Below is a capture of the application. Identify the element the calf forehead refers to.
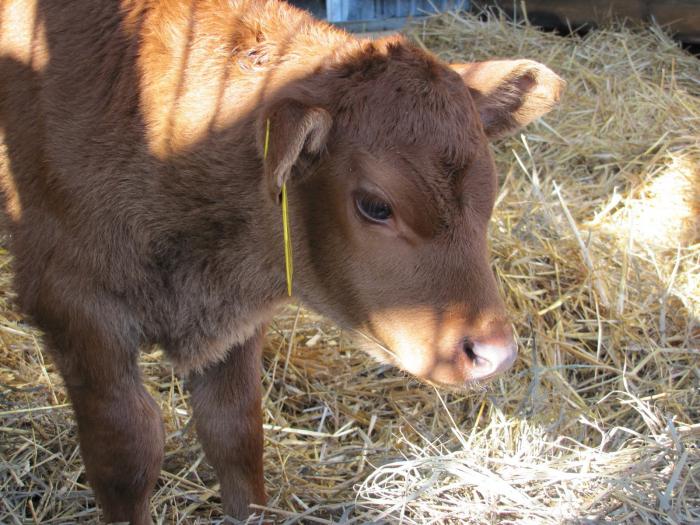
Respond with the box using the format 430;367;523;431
328;39;484;168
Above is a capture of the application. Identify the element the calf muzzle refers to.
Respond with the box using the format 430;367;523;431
464;334;518;380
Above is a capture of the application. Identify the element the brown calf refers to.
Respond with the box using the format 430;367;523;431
0;0;563;522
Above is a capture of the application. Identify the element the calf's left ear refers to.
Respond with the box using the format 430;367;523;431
259;99;332;203
451;60;565;139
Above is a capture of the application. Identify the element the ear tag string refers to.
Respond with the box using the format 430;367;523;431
264;118;293;296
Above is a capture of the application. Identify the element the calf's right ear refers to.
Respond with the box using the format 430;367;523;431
451;60;565;139
258;99;332;203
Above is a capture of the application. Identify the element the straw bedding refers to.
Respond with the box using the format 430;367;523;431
1;10;698;525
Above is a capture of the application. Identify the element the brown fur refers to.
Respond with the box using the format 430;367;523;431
0;0;563;521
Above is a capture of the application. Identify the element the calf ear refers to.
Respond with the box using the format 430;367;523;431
451;60;565;139
259;99;332;202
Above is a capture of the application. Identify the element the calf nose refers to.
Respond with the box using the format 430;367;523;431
462;334;517;379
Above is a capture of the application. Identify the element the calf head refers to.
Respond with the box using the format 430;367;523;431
260;40;564;387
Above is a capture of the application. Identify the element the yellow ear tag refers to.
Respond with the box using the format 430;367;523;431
264;118;293;296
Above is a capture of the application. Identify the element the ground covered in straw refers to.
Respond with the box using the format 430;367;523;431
1;10;699;525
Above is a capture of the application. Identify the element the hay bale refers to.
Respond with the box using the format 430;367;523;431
1;10;698;524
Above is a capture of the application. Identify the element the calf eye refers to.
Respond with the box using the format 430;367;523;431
355;193;392;223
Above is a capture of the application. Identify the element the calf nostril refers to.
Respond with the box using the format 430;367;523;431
462;338;482;365
470;339;518;377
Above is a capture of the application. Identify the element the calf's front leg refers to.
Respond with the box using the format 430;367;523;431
45;313;164;525
189;329;266;519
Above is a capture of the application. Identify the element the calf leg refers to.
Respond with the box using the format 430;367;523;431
67;380;164;524
188;330;266;520
45;310;164;525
